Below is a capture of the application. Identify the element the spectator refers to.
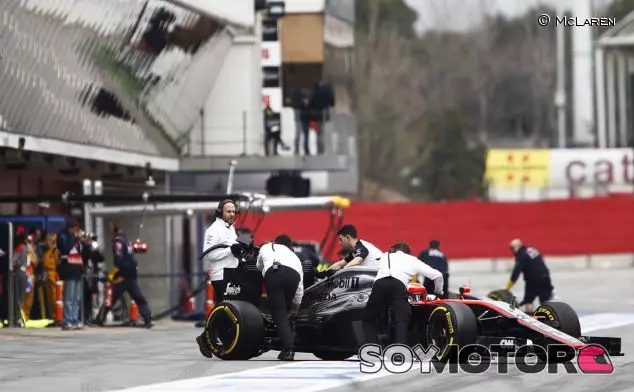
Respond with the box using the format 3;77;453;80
12;227;27;326
308;81;334;155
263;105;290;156
42;233;60;321
57;219;84;330
21;232;40;321
291;88;310;156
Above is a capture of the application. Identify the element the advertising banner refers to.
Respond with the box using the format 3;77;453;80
548;148;634;187
486;148;634;189
485;149;550;188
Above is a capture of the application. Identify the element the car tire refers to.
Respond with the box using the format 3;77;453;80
313;351;355;361
426;302;479;362
534;302;581;338
203;300;264;360
533;302;581;363
487;289;517;305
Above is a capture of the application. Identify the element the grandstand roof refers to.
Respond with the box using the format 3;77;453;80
0;0;200;170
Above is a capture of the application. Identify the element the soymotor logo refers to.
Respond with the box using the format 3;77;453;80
359;343;614;375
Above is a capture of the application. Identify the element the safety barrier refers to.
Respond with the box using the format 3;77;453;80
244;195;634;259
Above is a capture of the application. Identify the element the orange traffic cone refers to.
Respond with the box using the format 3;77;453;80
129;300;138;323
185;295;195;313
54;281;64;325
205;269;215;317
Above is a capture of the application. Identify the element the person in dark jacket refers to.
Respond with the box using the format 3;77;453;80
95;224;153;328
57;219;84;330
308;81;333;155
418;240;449;296
263;105;290;156
505;239;554;313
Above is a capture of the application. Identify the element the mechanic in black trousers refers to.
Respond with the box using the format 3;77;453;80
95;224;153;328
505;238;554;313
418;240;449;297
256;234;304;361
363;241;444;346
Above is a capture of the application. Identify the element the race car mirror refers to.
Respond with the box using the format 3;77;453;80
459;286;471;297
407;283;427;305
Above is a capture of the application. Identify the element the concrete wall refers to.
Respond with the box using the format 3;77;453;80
187;35;262;157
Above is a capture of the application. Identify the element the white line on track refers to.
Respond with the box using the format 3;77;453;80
110;313;634;392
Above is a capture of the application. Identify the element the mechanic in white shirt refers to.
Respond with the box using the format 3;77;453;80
320;225;383;277
201;199;241;302
363;241;444;346
256;234;304;361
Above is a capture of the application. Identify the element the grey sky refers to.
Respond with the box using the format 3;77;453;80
403;0;613;33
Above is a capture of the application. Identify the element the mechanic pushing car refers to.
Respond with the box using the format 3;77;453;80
317;224;383;278
95;224;153;328
418;240;449;296
505;238;554;313
256;234;304;361
201;199;241;303
363;241;444;346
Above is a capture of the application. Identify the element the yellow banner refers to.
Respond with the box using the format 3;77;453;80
485;149;550;188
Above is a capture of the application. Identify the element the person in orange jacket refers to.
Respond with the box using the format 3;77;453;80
42;233;60;319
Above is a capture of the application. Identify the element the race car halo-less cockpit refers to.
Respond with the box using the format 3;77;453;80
196;262;623;362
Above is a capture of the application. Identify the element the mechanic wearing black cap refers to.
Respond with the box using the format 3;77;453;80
418;240;449;297
505;238;554;313
363;241;444;346
256;234;304;361
201;199;242;303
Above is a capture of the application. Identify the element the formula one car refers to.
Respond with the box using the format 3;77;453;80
196;266;623;361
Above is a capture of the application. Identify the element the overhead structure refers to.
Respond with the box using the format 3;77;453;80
86;194;351;217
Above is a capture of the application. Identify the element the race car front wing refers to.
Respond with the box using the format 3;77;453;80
579;335;623;356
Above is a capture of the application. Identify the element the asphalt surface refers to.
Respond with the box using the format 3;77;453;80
1;267;633;392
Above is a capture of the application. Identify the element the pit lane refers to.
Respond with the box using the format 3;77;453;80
0;267;632;392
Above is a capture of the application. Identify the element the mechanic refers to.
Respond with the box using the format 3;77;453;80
363;241;444;346
317;225;382;277
505;239;554;313
95;224;153;328
418;240;449;297
256;234;304;361
201;199;241;303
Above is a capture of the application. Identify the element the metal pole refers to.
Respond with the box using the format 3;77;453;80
596;46;607;148
7;222;13;327
556;23;567;148
242;111;247;156
82;179;93;234
226;160;238;194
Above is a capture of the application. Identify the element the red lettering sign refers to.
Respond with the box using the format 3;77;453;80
564;154;634;185
262;48;269;59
